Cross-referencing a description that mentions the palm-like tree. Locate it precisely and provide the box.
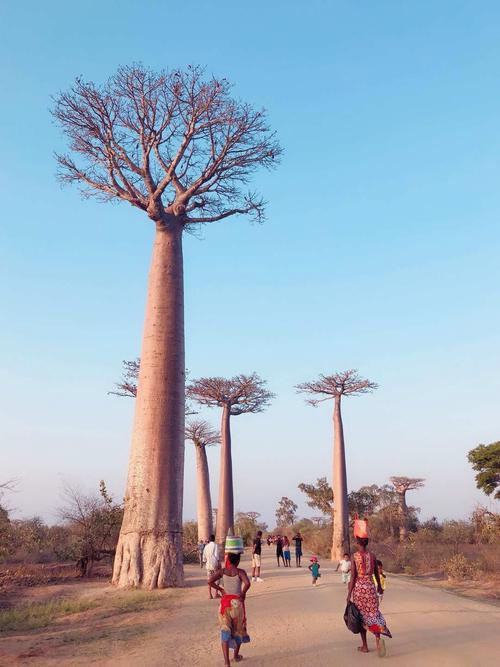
[187,374,274,543]
[296,370,378,560]
[185,420,220,541]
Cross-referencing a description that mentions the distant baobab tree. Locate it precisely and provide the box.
[110,358,196,415]
[52,64,281,588]
[109,359,141,398]
[389,476,425,541]
[185,420,220,542]
[296,370,378,561]
[187,374,274,543]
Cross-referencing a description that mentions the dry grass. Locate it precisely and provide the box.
[0,597,97,632]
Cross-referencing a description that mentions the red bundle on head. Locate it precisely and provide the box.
[353,513,369,539]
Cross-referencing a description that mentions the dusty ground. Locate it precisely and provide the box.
[1,549,500,666]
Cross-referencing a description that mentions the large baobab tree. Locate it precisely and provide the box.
[53,65,281,588]
[187,374,274,543]
[389,476,425,541]
[296,370,378,561]
[185,420,220,542]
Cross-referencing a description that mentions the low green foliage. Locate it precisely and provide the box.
[468,441,500,500]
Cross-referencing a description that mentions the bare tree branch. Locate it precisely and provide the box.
[109,358,197,415]
[187,373,274,415]
[185,419,221,448]
[295,369,378,406]
[52,64,282,227]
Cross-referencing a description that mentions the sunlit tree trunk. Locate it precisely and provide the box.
[397,491,408,541]
[216,405,233,544]
[195,444,213,541]
[331,395,350,560]
[113,222,185,588]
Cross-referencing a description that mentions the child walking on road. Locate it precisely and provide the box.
[336,552,351,584]
[308,556,321,585]
[373,559,387,602]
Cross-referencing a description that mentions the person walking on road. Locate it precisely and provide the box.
[336,552,351,583]
[347,537,392,657]
[293,531,303,567]
[209,537,251,667]
[251,530,264,582]
[308,556,321,585]
[203,534,220,600]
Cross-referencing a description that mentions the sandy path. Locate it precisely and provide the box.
[104,548,500,667]
[2,549,499,666]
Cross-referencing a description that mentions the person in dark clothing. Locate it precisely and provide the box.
[276,535,285,567]
[251,530,264,582]
[293,532,303,567]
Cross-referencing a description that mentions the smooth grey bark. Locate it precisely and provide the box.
[216,405,234,544]
[112,223,185,588]
[331,395,350,561]
[195,444,213,542]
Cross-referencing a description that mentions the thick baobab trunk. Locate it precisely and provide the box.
[216,405,233,544]
[195,445,213,542]
[397,492,408,541]
[113,223,185,588]
[331,396,350,561]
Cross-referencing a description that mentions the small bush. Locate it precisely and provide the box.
[442,553,477,581]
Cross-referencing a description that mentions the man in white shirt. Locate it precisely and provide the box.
[202,534,220,599]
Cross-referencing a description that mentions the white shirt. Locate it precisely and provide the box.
[339,558,351,573]
[203,541,220,570]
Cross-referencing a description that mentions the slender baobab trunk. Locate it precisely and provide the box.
[397,491,408,541]
[216,405,233,544]
[331,395,350,561]
[195,445,213,541]
[113,223,185,588]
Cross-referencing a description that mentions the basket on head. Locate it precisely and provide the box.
[353,513,369,539]
[224,535,244,554]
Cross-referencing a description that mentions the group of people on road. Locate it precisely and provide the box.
[267,531,303,567]
[201,528,391,666]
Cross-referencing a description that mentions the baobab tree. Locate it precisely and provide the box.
[187,374,274,543]
[389,476,425,541]
[109,359,141,398]
[185,420,220,542]
[52,65,281,588]
[109,358,196,415]
[296,370,378,561]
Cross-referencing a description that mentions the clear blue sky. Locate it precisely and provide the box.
[1,1,499,526]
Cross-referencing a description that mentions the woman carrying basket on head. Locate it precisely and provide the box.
[347,516,392,657]
[209,536,251,666]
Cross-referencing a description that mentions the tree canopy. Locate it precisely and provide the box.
[275,497,298,527]
[52,64,281,227]
[295,369,378,405]
[298,477,333,515]
[187,373,274,415]
[468,442,500,500]
[185,419,220,448]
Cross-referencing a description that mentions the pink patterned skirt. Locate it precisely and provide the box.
[352,576,392,637]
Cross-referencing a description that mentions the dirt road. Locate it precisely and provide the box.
[110,549,500,667]
[2,549,499,666]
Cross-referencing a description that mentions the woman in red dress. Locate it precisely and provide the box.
[347,536,392,657]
